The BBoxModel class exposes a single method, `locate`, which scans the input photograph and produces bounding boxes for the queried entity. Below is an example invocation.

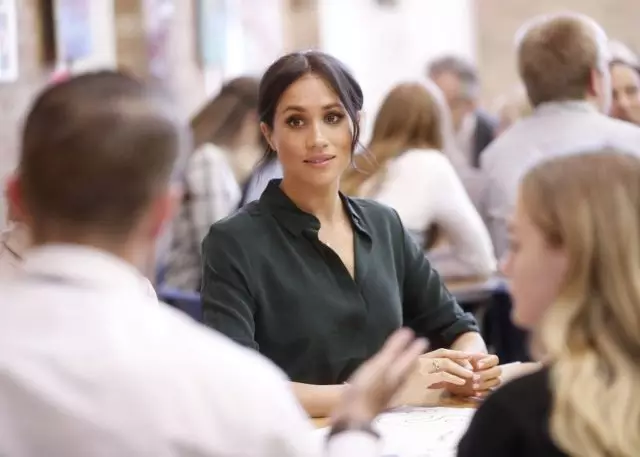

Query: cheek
[509,249,565,330]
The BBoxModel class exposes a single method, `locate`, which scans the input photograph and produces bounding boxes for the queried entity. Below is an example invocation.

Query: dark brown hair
[190,76,260,151]
[257,50,364,162]
[19,70,183,238]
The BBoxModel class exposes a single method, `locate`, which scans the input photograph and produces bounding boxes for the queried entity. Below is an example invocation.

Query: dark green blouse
[201,180,479,384]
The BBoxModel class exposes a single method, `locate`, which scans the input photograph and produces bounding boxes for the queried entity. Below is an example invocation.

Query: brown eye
[286,117,304,128]
[325,112,344,124]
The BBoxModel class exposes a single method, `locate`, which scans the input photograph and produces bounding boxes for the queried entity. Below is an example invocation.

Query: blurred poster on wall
[197,0,227,68]
[0,0,18,82]
[53,0,93,62]
[144,0,175,80]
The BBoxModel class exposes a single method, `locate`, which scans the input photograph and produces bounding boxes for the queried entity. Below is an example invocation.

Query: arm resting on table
[291,382,348,418]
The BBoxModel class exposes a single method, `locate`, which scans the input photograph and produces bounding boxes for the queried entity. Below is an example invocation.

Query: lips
[304,155,336,164]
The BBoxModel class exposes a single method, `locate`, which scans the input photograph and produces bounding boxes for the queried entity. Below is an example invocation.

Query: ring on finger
[432,359,441,372]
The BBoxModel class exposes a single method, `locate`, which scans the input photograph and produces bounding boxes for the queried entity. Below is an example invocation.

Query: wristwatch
[327,418,381,440]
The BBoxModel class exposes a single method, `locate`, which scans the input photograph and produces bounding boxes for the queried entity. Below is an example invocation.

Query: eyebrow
[282,103,343,114]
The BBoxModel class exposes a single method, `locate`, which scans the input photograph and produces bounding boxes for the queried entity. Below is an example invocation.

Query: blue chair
[158,285,203,322]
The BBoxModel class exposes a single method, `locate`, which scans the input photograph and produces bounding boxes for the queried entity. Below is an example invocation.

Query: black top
[201,180,479,384]
[457,367,567,457]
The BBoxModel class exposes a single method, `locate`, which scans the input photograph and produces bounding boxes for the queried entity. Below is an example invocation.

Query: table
[445,276,508,303]
[311,390,479,428]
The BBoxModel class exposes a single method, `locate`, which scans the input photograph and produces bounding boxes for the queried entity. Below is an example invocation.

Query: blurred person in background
[341,80,495,279]
[164,76,261,291]
[609,40,640,126]
[482,12,640,260]
[459,151,640,457]
[492,85,533,136]
[428,56,497,169]
[479,13,640,365]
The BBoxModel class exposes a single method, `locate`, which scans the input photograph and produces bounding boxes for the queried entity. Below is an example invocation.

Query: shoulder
[204,201,264,246]
[394,148,452,169]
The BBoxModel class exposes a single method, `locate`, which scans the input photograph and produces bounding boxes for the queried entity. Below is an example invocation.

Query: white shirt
[0,223,30,279]
[370,149,496,278]
[481,100,640,257]
[0,245,379,457]
[165,143,241,290]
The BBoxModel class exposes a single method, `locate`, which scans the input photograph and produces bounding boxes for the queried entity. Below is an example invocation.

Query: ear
[587,68,600,97]
[4,172,27,224]
[260,122,275,151]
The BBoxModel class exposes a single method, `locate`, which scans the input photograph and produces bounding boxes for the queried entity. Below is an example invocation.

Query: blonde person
[341,81,496,279]
[458,150,640,457]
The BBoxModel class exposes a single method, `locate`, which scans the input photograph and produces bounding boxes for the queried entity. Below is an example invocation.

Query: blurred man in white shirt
[481,13,640,258]
[0,71,424,457]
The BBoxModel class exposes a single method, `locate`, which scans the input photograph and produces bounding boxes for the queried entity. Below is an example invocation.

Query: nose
[306,120,329,151]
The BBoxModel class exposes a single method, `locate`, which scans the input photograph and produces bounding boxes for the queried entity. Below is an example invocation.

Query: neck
[30,227,149,273]
[280,178,343,225]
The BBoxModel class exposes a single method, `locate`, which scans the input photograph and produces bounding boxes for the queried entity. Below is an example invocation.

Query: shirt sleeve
[200,225,258,350]
[186,145,241,244]
[325,432,381,457]
[457,390,521,457]
[394,209,480,347]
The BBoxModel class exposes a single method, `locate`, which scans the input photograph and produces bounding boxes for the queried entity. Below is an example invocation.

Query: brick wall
[476,0,640,106]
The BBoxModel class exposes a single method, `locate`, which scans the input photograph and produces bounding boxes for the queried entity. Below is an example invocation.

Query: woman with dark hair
[201,51,501,417]
[164,77,261,291]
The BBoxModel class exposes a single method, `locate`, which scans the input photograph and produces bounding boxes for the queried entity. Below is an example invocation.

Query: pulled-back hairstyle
[257,50,364,162]
[521,150,640,457]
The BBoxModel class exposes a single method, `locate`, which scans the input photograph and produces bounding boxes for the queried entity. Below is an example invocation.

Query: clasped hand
[390,349,502,407]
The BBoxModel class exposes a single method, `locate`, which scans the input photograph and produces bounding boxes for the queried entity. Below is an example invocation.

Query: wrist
[328,416,380,441]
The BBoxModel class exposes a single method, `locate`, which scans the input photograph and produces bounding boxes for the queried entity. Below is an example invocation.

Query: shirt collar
[21,244,157,299]
[534,100,598,116]
[259,179,370,238]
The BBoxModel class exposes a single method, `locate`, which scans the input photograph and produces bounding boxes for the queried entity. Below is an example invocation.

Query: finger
[476,366,502,382]
[474,376,501,391]
[441,359,477,380]
[425,348,474,360]
[428,371,467,387]
[387,337,428,386]
[471,354,499,370]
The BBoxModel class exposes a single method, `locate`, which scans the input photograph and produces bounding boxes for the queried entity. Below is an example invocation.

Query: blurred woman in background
[459,150,640,457]
[341,81,495,279]
[609,41,640,126]
[164,76,261,291]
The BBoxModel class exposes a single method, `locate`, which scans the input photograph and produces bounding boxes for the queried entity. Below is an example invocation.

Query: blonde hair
[341,81,446,196]
[521,150,640,457]
[517,13,609,106]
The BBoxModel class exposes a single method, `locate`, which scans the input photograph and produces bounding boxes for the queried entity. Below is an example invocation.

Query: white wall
[318,0,474,142]
[204,0,285,96]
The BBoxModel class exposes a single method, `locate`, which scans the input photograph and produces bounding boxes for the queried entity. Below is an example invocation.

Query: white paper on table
[316,406,475,457]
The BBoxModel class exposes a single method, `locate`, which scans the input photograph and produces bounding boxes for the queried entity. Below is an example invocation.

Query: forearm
[291,382,347,418]
[450,331,487,354]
